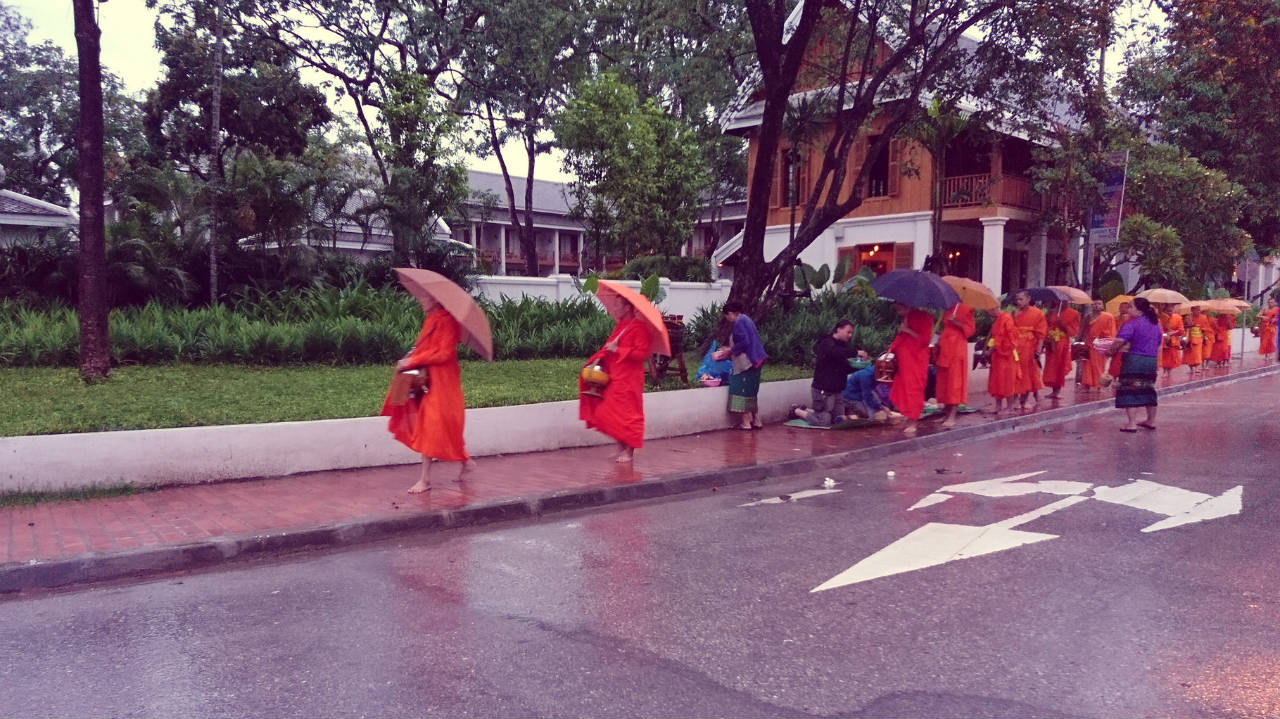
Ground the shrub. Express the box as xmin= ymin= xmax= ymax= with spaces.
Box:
xmin=619 ymin=255 xmax=712 ymax=282
xmin=683 ymin=291 xmax=900 ymax=366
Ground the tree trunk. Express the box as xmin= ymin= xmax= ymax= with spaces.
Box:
xmin=521 ymin=133 xmax=540 ymax=276
xmin=931 ymin=149 xmax=945 ymax=271
xmin=73 ymin=0 xmax=109 ymax=383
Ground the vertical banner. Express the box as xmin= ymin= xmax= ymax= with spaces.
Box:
xmin=1088 ymin=150 xmax=1130 ymax=244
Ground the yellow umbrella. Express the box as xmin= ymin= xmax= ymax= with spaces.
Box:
xmin=1220 ymin=298 xmax=1253 ymax=311
xmin=1047 ymin=285 xmax=1092 ymax=304
xmin=941 ymin=275 xmax=999 ymax=310
xmin=1137 ymin=288 xmax=1191 ymax=304
xmin=1105 ymin=294 xmax=1135 ymax=317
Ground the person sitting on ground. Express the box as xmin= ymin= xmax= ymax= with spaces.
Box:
xmin=794 ymin=320 xmax=865 ymax=426
xmin=695 ymin=331 xmax=733 ymax=384
xmin=841 ymin=364 xmax=892 ymax=421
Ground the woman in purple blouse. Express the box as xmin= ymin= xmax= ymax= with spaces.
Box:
xmin=1107 ymin=297 xmax=1162 ymax=431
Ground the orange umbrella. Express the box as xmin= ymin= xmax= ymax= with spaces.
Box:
xmin=1203 ymin=299 xmax=1243 ymax=315
xmin=394 ymin=268 xmax=494 ymax=361
xmin=1047 ymin=285 xmax=1092 ymax=304
xmin=595 ymin=279 xmax=672 ymax=357
xmin=941 ymin=275 xmax=999 ymax=311
xmin=1173 ymin=300 xmax=1212 ymax=314
xmin=1137 ymin=287 xmax=1190 ymax=304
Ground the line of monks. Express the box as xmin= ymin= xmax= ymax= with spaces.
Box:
xmin=383 ymin=292 xmax=1269 ymax=494
xmin=985 ymin=294 xmax=1246 ymax=415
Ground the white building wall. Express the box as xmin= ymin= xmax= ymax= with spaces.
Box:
xmin=474 ymin=275 xmax=733 ymax=318
xmin=830 ymin=211 xmax=933 ymax=269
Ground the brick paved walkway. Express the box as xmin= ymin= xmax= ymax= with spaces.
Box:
xmin=3 ymin=355 xmax=1274 ymax=572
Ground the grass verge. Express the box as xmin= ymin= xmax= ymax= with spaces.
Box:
xmin=0 ymin=484 xmax=140 ymax=508
xmin=0 ymin=359 xmax=809 ymax=437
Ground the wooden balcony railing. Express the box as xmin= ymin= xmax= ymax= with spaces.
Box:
xmin=941 ymin=174 xmax=1044 ymax=211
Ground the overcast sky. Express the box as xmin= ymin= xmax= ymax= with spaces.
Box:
xmin=8 ymin=0 xmax=570 ymax=182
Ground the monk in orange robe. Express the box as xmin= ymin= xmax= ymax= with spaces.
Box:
xmin=1159 ymin=304 xmax=1184 ymax=377
xmin=935 ymin=302 xmax=975 ymax=427
xmin=580 ymin=307 xmax=653 ymax=462
xmin=1107 ymin=301 xmax=1131 ymax=380
xmin=888 ymin=302 xmax=933 ymax=435
xmin=1080 ymin=301 xmax=1117 ymax=391
xmin=1012 ymin=290 xmax=1047 ymax=409
xmin=383 ymin=304 xmax=472 ymax=494
xmin=1183 ymin=305 xmax=1214 ymax=373
xmin=1201 ymin=309 xmax=1216 ymax=367
xmin=1210 ymin=313 xmax=1234 ymax=365
xmin=987 ymin=309 xmax=1019 ymax=414
xmin=1258 ymin=297 xmax=1277 ymax=358
xmin=1042 ymin=301 xmax=1081 ymax=399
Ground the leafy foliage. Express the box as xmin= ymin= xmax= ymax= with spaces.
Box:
xmin=684 ymin=290 xmax=899 ymax=367
xmin=0 ymin=2 xmax=140 ymax=203
xmin=619 ymin=256 xmax=713 ymax=283
xmin=555 ymin=73 xmax=711 ymax=266
xmin=1120 ymin=0 xmax=1280 ymax=253
xmin=1109 ymin=215 xmax=1187 ymax=291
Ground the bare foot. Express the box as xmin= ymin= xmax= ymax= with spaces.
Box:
xmin=903 ymin=424 xmax=918 ymax=435
xmin=615 ymin=448 xmax=634 ymax=463
xmin=941 ymin=419 xmax=956 ymax=428
xmin=407 ymin=480 xmax=431 ymax=494
xmin=456 ymin=459 xmax=477 ymax=482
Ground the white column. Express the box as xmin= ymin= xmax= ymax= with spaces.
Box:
xmin=468 ymin=222 xmax=477 ymax=248
xmin=913 ymin=215 xmax=931 ymax=270
xmin=980 ymin=216 xmax=1008 ymax=294
xmin=1066 ymin=230 xmax=1082 ymax=285
xmin=500 ymin=226 xmax=508 ymax=275
xmin=553 ymin=230 xmax=561 ymax=275
xmin=1028 ymin=229 xmax=1047 ymax=287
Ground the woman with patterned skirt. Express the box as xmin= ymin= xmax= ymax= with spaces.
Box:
xmin=1107 ymin=298 xmax=1163 ymax=432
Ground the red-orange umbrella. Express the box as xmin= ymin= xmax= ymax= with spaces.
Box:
xmin=595 ymin=279 xmax=672 ymax=357
xmin=394 ymin=268 xmax=494 ymax=361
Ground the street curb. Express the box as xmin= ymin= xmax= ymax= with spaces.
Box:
xmin=5 ymin=364 xmax=1276 ymax=594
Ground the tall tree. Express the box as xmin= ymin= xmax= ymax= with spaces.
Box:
xmin=457 ymin=0 xmax=589 ymax=276
xmin=72 ymin=0 xmax=109 ymax=381
xmin=906 ymin=97 xmax=991 ymax=273
xmin=555 ymin=73 xmax=710 ymax=268
xmin=236 ymin=0 xmax=488 ymax=264
xmin=141 ymin=0 xmax=333 ymax=299
xmin=1120 ymin=0 xmax=1280 ymax=254
xmin=728 ymin=0 xmax=1100 ymax=312
xmin=588 ymin=0 xmax=755 ymax=260
xmin=0 ymin=1 xmax=137 ymax=204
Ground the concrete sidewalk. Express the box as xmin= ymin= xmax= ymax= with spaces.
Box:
xmin=4 ymin=356 xmax=1277 ymax=594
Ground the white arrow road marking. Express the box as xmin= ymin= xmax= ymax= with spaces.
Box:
xmin=812 ymin=496 xmax=1088 ymax=592
xmin=739 ymin=488 xmax=841 ymax=507
xmin=908 ymin=470 xmax=1093 ymax=510
xmin=1140 ymin=486 xmax=1242 ymax=532
xmin=1090 ymin=479 xmax=1214 ymax=516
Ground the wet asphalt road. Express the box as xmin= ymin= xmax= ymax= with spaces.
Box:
xmin=2 ymin=376 xmax=1280 ymax=718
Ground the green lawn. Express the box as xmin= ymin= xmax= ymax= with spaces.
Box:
xmin=0 ymin=358 xmax=809 ymax=437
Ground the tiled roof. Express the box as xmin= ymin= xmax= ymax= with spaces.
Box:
xmin=464 ymin=171 xmax=573 ymax=215
xmin=0 ymin=192 xmax=66 ymax=216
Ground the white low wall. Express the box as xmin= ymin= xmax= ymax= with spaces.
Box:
xmin=475 ymin=275 xmax=732 ymax=319
xmin=0 ymin=379 xmax=812 ymax=493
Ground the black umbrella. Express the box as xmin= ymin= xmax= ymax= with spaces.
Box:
xmin=1010 ymin=287 xmax=1070 ymax=305
xmin=869 ymin=269 xmax=961 ymax=310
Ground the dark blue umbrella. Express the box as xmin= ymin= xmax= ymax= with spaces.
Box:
xmin=869 ymin=269 xmax=961 ymax=309
xmin=1009 ymin=287 xmax=1070 ymax=305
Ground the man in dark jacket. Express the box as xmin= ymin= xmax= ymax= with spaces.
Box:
xmin=794 ymin=320 xmax=863 ymax=426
